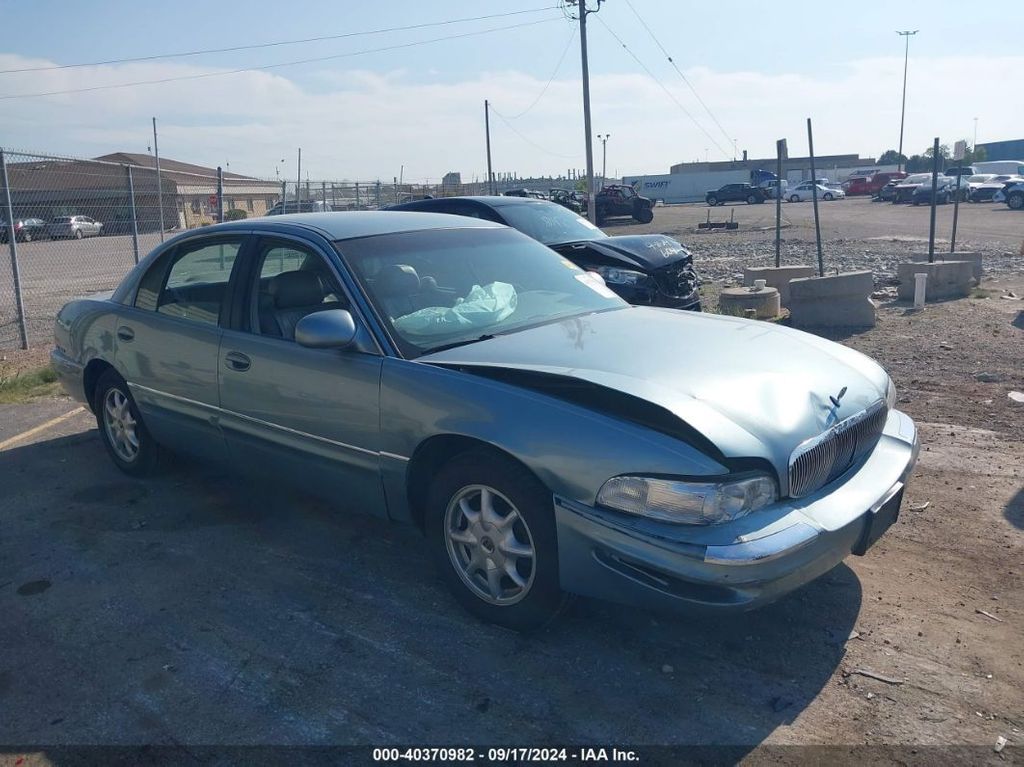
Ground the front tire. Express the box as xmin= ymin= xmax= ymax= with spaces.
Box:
xmin=94 ymin=369 xmax=160 ymax=476
xmin=823 ymin=192 xmax=834 ymax=201
xmin=635 ymin=207 xmax=654 ymax=223
xmin=428 ymin=451 xmax=564 ymax=631
xmin=789 ymin=195 xmax=800 ymax=203
xmin=1007 ymin=192 xmax=1023 ymax=210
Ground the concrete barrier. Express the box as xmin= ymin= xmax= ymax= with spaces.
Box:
xmin=897 ymin=260 xmax=972 ymax=301
xmin=743 ymin=266 xmax=817 ymax=306
xmin=909 ymin=252 xmax=982 ymax=283
xmin=789 ymin=271 xmax=875 ymax=329
xmin=718 ymin=286 xmax=781 ymax=319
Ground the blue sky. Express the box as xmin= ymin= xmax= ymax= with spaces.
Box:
xmin=1 ymin=0 xmax=1021 ymax=181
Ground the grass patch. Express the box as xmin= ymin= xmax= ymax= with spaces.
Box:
xmin=0 ymin=365 xmax=60 ymax=404
xmin=970 ymin=287 xmax=995 ymax=299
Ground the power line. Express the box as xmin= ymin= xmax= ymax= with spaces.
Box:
xmin=505 ymin=26 xmax=577 ymax=120
xmin=489 ymin=105 xmax=578 ymax=160
xmin=622 ymin=0 xmax=736 ymax=153
xmin=593 ymin=14 xmax=731 ymax=160
xmin=0 ymin=17 xmax=562 ymax=101
xmin=0 ymin=7 xmax=557 ymax=74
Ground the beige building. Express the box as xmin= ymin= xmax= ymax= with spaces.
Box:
xmin=95 ymin=153 xmax=281 ymax=229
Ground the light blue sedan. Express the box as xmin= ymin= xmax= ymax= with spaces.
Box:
xmin=52 ymin=213 xmax=918 ymax=629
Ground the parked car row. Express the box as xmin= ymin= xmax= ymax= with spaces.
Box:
xmin=705 ymin=181 xmax=847 ymax=206
xmin=1 ymin=215 xmax=104 ymax=242
xmin=878 ymin=166 xmax=1023 ymax=208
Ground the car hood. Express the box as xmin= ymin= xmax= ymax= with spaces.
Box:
xmin=420 ymin=307 xmax=889 ymax=483
xmin=550 ymin=234 xmax=692 ymax=270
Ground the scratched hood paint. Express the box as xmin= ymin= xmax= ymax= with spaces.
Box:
xmin=420 ymin=306 xmax=890 ymax=475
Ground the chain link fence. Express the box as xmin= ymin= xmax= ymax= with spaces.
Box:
xmin=0 ymin=146 xmax=577 ymax=350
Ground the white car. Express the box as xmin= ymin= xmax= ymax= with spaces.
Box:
xmin=47 ymin=215 xmax=103 ymax=239
xmin=787 ymin=182 xmax=845 ymax=202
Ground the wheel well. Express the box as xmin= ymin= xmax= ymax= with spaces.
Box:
xmin=405 ymin=435 xmax=539 ymax=531
xmin=82 ymin=359 xmax=114 ymax=412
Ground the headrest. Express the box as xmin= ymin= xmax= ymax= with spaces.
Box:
xmin=375 ymin=264 xmax=420 ymax=297
xmin=270 ymin=271 xmax=323 ymax=309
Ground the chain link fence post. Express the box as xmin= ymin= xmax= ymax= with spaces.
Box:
xmin=126 ymin=165 xmax=141 ymax=264
xmin=217 ymin=166 xmax=224 ymax=223
xmin=1 ymin=149 xmax=30 ymax=349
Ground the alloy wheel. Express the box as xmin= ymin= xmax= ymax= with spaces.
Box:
xmin=103 ymin=388 xmax=140 ymax=462
xmin=444 ymin=484 xmax=536 ymax=605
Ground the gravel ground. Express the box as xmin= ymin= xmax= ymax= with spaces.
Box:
xmin=0 ymin=199 xmax=1021 ymax=758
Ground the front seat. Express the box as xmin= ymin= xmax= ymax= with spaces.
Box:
xmin=265 ymin=271 xmax=326 ymax=340
xmin=373 ymin=264 xmax=421 ymax=319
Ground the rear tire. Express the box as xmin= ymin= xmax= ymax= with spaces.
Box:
xmin=428 ymin=451 xmax=564 ymax=631
xmin=1007 ymin=192 xmax=1023 ymax=210
xmin=636 ymin=207 xmax=654 ymax=224
xmin=789 ymin=195 xmax=800 ymax=203
xmin=94 ymin=369 xmax=161 ymax=477
xmin=706 ymin=196 xmax=718 ymax=207
xmin=74 ymin=229 xmax=84 ymax=240
xmin=746 ymin=194 xmax=757 ymax=204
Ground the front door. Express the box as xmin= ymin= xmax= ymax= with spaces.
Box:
xmin=217 ymin=235 xmax=386 ymax=517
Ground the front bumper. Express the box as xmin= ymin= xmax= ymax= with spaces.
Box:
xmin=554 ymin=409 xmax=919 ymax=612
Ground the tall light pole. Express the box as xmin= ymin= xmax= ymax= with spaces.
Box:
xmin=566 ymin=0 xmax=603 ymax=224
xmin=597 ymin=133 xmax=610 ymax=185
xmin=973 ymin=117 xmax=978 ymax=150
xmin=896 ymin=30 xmax=918 ymax=174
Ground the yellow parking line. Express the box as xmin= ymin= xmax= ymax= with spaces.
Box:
xmin=0 ymin=406 xmax=87 ymax=452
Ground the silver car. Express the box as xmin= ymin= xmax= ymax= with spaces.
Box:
xmin=47 ymin=215 xmax=103 ymax=239
xmin=52 ymin=213 xmax=919 ymax=629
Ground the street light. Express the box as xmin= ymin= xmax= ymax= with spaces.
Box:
xmin=896 ymin=30 xmax=919 ymax=173
xmin=597 ymin=133 xmax=610 ymax=185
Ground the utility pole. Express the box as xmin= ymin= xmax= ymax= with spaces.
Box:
xmin=152 ymin=117 xmax=165 ymax=241
xmin=597 ymin=134 xmax=610 ymax=185
xmin=296 ymin=148 xmax=302 ymax=204
xmin=896 ymin=30 xmax=918 ymax=174
xmin=485 ymin=100 xmax=494 ymax=195
xmin=567 ymin=0 xmax=603 ymax=224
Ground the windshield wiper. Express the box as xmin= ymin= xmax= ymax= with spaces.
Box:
xmin=425 ymin=334 xmax=497 ymax=354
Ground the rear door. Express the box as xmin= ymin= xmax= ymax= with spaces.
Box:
xmin=115 ymin=234 xmax=248 ymax=462
xmin=217 ymin=234 xmax=387 ymax=517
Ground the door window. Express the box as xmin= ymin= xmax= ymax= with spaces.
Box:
xmin=249 ymin=241 xmax=349 ymax=340
xmin=145 ymin=239 xmax=242 ymax=325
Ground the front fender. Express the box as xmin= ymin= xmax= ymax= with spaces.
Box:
xmin=379 ymin=357 xmax=727 ymax=522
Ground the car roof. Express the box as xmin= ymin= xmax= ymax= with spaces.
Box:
xmin=186 ymin=210 xmax=504 ymax=241
xmin=394 ymin=195 xmax=566 ymax=210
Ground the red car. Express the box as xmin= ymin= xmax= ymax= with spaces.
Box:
xmin=843 ymin=171 xmax=907 ymax=197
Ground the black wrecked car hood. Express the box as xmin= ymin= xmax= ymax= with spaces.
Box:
xmin=549 ymin=234 xmax=692 ymax=271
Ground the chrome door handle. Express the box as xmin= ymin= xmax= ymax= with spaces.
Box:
xmin=224 ymin=351 xmax=251 ymax=372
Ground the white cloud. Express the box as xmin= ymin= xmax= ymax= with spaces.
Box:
xmin=0 ymin=53 xmax=1018 ymax=182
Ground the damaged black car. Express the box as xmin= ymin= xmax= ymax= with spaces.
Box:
xmin=387 ymin=196 xmax=701 ymax=311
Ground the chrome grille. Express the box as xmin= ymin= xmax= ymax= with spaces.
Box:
xmin=788 ymin=401 xmax=889 ymax=498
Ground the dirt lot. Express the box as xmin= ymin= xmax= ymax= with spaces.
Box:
xmin=0 ymin=199 xmax=1022 ymax=761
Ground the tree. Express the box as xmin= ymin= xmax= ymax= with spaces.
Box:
xmin=224 ymin=208 xmax=247 ymax=221
xmin=877 ymin=150 xmax=906 ymax=166
xmin=924 ymin=143 xmax=951 ymax=160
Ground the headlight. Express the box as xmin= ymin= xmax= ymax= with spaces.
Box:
xmin=886 ymin=378 xmax=897 ymax=409
xmin=594 ymin=266 xmax=649 ymax=286
xmin=596 ymin=473 xmax=778 ymax=525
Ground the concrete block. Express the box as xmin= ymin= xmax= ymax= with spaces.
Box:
xmin=909 ymin=251 xmax=982 ymax=283
xmin=897 ymin=261 xmax=972 ymax=301
xmin=789 ymin=270 xmax=876 ymax=329
xmin=718 ymin=286 xmax=781 ymax=319
xmin=743 ymin=266 xmax=817 ymax=306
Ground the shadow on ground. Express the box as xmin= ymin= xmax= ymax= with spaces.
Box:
xmin=1 ymin=430 xmax=861 ymax=752
xmin=1005 ymin=485 xmax=1024 ymax=530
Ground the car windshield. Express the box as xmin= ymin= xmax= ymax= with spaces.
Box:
xmin=496 ymin=201 xmax=607 ymax=245
xmin=338 ymin=227 xmax=626 ymax=358
xmin=52 ymin=216 xmax=72 ymax=223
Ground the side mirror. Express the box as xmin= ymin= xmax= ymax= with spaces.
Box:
xmin=295 ymin=309 xmax=357 ymax=349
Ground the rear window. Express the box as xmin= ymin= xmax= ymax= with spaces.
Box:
xmin=52 ymin=217 xmax=71 ymax=223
